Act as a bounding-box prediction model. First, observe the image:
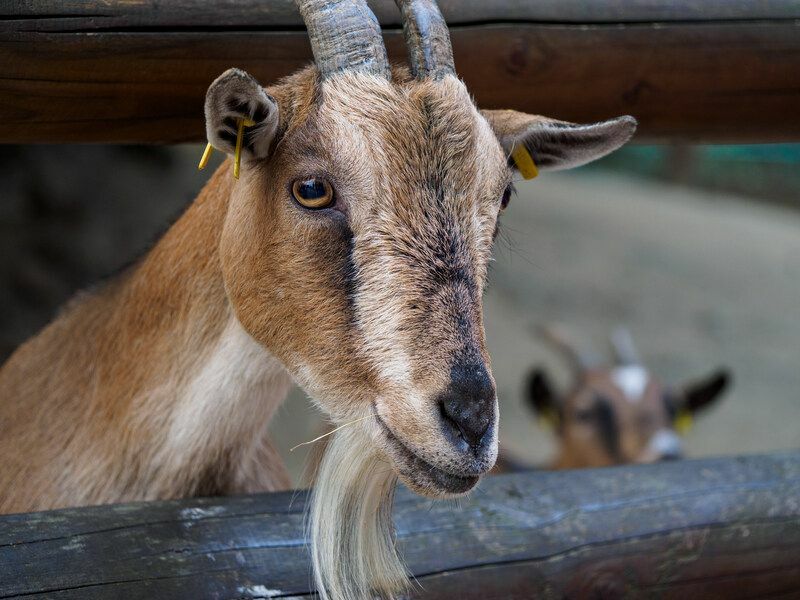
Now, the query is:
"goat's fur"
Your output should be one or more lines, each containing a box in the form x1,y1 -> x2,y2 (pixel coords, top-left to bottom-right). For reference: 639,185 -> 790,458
0,43 -> 635,600
310,427 -> 404,600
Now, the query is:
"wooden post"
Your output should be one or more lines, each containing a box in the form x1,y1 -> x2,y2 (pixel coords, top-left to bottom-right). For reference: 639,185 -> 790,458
0,451 -> 798,598
2,1 -> 800,143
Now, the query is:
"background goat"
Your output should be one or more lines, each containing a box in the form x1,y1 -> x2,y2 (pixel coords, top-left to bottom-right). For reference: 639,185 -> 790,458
0,1 -> 636,598
496,327 -> 730,470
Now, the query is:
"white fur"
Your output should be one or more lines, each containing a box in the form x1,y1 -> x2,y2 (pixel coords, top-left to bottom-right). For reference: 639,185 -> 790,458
310,425 -> 407,600
148,317 -> 292,491
611,365 -> 650,402
647,428 -> 683,457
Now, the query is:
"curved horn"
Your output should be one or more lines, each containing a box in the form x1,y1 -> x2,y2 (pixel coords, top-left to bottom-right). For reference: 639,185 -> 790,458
394,0 -> 455,79
295,0 -> 390,79
537,325 -> 599,375
610,327 -> 640,366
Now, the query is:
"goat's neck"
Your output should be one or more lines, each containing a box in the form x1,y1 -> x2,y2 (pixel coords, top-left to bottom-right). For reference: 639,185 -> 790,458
0,164 -> 292,509
116,165 -> 293,496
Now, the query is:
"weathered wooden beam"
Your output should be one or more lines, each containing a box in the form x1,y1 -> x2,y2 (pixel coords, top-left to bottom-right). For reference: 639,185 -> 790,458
1,1 -> 799,144
0,451 -> 798,599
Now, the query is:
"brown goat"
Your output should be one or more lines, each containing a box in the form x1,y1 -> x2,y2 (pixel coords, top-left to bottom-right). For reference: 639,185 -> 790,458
498,327 -> 730,471
0,2 -> 636,598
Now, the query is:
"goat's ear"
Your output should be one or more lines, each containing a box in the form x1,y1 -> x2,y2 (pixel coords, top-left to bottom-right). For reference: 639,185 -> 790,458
682,368 -> 731,413
482,110 -> 636,173
205,68 -> 279,160
526,368 -> 559,426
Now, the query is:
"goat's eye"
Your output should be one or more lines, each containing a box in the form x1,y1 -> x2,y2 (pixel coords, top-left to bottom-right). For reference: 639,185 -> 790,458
500,185 -> 513,210
292,178 -> 334,209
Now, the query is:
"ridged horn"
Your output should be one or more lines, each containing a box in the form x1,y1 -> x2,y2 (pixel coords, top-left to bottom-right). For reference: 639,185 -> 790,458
295,0 -> 391,79
394,0 -> 455,79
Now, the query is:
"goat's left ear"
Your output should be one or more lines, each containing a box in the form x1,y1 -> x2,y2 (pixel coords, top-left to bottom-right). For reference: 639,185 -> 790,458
682,368 -> 731,413
482,110 -> 637,173
526,368 -> 560,427
205,68 -> 279,161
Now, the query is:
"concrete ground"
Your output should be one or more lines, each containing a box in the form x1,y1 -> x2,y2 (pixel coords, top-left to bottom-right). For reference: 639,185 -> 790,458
270,170 -> 800,484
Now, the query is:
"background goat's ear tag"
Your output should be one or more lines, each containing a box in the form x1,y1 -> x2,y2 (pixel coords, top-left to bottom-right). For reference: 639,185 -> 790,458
512,145 -> 539,180
675,409 -> 693,435
538,408 -> 558,430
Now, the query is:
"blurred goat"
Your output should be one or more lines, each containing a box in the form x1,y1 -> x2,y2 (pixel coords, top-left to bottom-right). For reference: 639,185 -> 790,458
499,327 -> 730,470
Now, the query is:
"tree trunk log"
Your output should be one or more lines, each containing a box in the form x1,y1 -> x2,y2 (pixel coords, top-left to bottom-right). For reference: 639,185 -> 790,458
0,451 -> 798,598
2,1 -> 799,143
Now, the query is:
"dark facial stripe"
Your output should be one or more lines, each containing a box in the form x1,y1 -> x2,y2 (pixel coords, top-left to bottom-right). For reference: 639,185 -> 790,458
340,225 -> 359,328
594,396 -> 621,461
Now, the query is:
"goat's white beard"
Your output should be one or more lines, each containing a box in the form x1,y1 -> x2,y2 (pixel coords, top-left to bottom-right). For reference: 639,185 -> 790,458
309,425 -> 408,600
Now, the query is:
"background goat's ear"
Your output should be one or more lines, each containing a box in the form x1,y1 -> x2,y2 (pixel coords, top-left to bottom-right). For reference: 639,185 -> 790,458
682,368 -> 731,414
526,368 -> 559,426
482,110 -> 637,172
205,68 -> 279,160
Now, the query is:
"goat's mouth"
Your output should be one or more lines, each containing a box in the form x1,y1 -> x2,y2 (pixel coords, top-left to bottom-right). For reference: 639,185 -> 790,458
373,411 -> 480,497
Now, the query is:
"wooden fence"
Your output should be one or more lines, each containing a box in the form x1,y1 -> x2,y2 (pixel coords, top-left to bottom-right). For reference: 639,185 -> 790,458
0,452 -> 798,598
2,1 -> 800,143
2,2 -> 800,598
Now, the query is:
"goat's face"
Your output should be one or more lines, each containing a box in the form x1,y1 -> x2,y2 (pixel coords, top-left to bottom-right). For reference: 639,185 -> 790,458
206,1 -> 636,497
529,365 -> 730,468
216,69 -> 505,496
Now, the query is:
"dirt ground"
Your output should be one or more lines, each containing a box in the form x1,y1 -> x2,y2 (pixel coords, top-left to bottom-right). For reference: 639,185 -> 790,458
271,170 -> 800,484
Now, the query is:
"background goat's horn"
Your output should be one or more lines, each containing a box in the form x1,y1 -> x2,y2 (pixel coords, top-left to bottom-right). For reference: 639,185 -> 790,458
537,325 -> 599,375
395,0 -> 455,79
295,0 -> 390,79
610,327 -> 641,366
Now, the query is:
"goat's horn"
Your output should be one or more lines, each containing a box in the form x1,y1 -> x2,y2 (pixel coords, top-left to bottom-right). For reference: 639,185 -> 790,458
394,0 -> 455,79
537,325 -> 598,374
610,327 -> 640,366
295,0 -> 391,79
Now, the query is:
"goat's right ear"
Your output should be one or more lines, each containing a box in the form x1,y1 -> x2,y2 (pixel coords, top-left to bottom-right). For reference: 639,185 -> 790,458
683,368 -> 731,413
482,110 -> 636,174
526,368 -> 559,427
205,68 -> 279,160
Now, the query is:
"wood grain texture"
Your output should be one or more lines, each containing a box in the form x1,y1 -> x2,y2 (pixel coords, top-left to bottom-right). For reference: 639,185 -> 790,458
0,452 -> 798,599
6,1 -> 800,27
1,2 -> 799,143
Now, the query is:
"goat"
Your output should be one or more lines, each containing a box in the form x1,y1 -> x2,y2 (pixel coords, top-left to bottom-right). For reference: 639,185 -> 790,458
506,327 -> 730,470
0,1 -> 636,598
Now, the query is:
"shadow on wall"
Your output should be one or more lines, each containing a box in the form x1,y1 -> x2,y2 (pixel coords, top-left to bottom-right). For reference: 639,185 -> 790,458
0,145 -> 219,362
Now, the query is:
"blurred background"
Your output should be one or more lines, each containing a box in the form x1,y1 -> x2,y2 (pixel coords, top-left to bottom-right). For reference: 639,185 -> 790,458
1,143 -> 799,484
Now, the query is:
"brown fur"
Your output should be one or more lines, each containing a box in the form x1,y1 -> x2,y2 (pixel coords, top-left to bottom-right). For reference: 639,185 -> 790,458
498,334 -> 731,471
0,62 -> 634,513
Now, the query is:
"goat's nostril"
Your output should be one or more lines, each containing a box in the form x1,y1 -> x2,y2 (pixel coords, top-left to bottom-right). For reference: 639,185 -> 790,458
440,399 -> 491,449
439,363 -> 496,450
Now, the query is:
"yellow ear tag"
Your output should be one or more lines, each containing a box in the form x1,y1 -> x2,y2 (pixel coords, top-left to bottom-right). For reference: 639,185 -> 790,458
538,409 -> 558,430
233,117 -> 256,179
674,410 -> 693,435
198,143 -> 213,170
197,117 -> 256,179
511,144 -> 539,180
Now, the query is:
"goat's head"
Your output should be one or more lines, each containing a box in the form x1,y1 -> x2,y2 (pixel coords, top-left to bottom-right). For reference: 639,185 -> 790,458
205,0 -> 635,498
203,1 -> 636,596
528,328 -> 731,468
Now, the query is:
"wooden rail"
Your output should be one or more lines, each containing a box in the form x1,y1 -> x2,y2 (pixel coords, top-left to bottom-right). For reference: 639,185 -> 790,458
2,1 -> 800,144
0,451 -> 798,599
